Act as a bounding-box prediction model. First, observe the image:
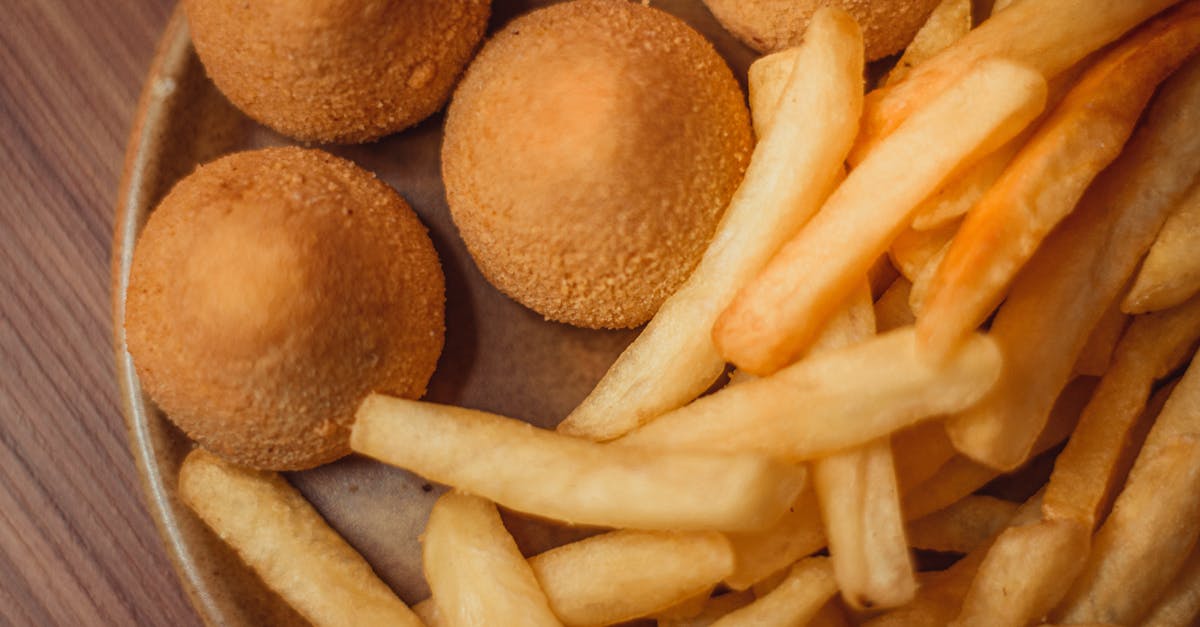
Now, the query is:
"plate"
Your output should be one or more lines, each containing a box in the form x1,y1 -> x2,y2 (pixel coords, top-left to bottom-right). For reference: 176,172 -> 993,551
111,2 -> 756,624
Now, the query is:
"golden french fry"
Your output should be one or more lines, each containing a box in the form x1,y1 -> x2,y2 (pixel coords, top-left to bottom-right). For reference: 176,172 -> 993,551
653,588 -> 716,623
889,218 -> 960,283
950,518 -> 1090,627
1073,296 -> 1130,378
659,591 -> 755,627
874,277 -> 916,333
910,140 -> 1018,230
413,599 -> 443,627
724,489 -> 825,591
177,450 -> 422,627
919,5 -> 1200,359
907,240 -> 950,316
907,495 -> 1020,554
1140,544 -> 1200,627
711,558 -> 838,627
942,54 -> 1200,471
1057,355 -> 1200,624
892,419 -> 956,494
556,8 -> 864,442
885,0 -> 972,86
989,0 -> 1020,13
748,46 -> 802,138
1124,179 -> 1200,314
1097,379 -> 1179,525
618,329 -> 1001,462
352,396 -> 805,532
808,601 -> 853,627
1044,293 -> 1200,525
903,376 -> 1095,520
852,0 -> 1179,163
715,59 -> 1046,375
422,493 -> 561,627
529,530 -> 734,627
816,438 -> 916,610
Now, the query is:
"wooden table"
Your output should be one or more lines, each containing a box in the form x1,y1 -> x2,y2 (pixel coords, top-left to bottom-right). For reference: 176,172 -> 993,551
1,0 -> 202,624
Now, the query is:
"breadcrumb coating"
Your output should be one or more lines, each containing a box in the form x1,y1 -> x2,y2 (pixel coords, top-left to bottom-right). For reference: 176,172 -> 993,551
126,147 -> 445,470
443,0 -> 752,329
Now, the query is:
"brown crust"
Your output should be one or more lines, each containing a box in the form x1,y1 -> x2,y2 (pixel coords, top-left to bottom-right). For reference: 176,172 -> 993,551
182,0 -> 491,143
442,0 -> 752,329
125,147 -> 445,470
702,0 -> 942,60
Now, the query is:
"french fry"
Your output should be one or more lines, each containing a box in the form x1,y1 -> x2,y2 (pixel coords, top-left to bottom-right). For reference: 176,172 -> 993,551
874,277 -> 916,333
352,396 -> 805,532
851,0 -> 1179,163
989,0 -> 1019,13
892,420 -> 956,494
868,254 -> 901,300
724,488 -> 825,591
413,599 -> 443,627
1096,379 -> 1179,526
715,59 -> 1046,375
918,4 -> 1200,359
177,450 -> 422,627
903,376 -> 1095,520
1073,296 -> 1130,378
950,518 -> 1090,627
710,558 -> 838,627
529,530 -> 734,627
909,141 -> 1017,230
816,438 -> 917,609
888,218 -> 960,283
808,601 -> 853,627
422,493 -> 560,627
1140,544 -> 1200,627
907,240 -> 949,316
1044,293 -> 1200,525
942,54 -> 1200,470
556,8 -> 864,441
1056,355 -> 1200,624
617,329 -> 1001,462
653,588 -> 716,623
907,495 -> 1020,554
747,46 -> 801,139
658,591 -> 755,627
1123,179 -> 1200,314
884,0 -> 972,86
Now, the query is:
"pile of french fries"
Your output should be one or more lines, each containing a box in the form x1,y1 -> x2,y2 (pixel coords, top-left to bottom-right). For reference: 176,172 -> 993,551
177,0 -> 1200,625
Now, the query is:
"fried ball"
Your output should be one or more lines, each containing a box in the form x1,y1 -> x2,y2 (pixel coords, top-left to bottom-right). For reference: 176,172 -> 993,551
702,0 -> 942,60
182,0 -> 491,143
442,0 -> 753,329
125,147 -> 445,470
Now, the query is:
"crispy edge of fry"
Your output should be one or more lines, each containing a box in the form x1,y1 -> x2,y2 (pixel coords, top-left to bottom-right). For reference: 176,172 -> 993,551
422,492 -> 561,627
177,449 -> 422,627
556,7 -> 864,442
618,329 -> 1002,462
710,558 -> 838,627
941,54 -> 1200,471
353,396 -> 806,532
906,495 -> 1020,554
1124,179 -> 1200,314
918,5 -> 1200,360
885,0 -> 972,86
748,46 -> 802,139
528,530 -> 734,627
1044,292 -> 1200,525
851,0 -> 1178,163
715,59 -> 1046,375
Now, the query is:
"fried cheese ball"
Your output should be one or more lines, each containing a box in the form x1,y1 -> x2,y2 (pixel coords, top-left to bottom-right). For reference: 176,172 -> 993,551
182,0 -> 491,143
703,0 -> 942,60
126,147 -> 445,470
443,0 -> 753,329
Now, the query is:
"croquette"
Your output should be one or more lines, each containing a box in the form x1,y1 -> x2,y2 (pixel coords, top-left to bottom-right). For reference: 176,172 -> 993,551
125,147 -> 445,470
183,0 -> 491,143
442,0 -> 753,329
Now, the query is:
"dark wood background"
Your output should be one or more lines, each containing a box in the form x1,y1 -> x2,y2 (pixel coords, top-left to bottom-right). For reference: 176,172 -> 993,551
1,0 -> 203,624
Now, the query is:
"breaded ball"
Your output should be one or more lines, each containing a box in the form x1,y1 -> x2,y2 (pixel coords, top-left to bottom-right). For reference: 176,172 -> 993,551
125,147 -> 445,470
182,0 -> 491,143
702,0 -> 942,60
443,0 -> 752,329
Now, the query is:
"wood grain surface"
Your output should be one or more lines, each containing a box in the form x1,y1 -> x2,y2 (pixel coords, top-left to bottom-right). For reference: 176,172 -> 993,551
0,0 -> 202,624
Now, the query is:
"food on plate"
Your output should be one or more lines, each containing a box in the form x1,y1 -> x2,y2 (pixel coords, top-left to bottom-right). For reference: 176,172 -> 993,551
125,147 -> 444,470
714,59 -> 1046,375
178,449 -> 423,626
182,0 -> 490,143
422,492 -> 561,627
944,54 -> 1200,471
701,0 -> 940,60
442,0 -> 752,329
351,394 -> 806,532
557,6 -> 861,440
918,3 -> 1200,360
1123,179 -> 1200,314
